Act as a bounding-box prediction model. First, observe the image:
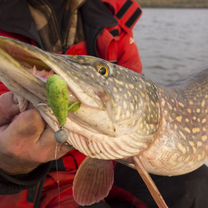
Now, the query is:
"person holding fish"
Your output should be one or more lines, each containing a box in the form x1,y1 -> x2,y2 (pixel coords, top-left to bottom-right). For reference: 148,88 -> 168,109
0,1 -> 207,208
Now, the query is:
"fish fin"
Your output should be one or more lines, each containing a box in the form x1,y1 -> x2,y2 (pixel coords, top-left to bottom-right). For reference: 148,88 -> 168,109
73,157 -> 114,206
133,156 -> 168,208
68,102 -> 81,113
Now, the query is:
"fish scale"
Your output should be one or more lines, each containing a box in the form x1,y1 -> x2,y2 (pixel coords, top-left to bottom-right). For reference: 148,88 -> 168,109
0,36 -> 207,177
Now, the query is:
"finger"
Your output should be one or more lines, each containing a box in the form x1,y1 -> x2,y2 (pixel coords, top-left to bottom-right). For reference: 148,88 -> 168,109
0,109 -> 46,162
2,109 -> 45,145
0,92 -> 20,125
33,127 -> 70,163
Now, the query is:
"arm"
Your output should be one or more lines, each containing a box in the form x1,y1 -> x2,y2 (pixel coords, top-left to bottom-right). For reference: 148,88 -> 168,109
97,0 -> 143,74
116,32 -> 143,74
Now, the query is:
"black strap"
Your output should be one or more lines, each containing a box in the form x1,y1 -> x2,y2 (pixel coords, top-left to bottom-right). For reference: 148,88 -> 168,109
34,177 -> 46,208
116,0 -> 142,29
125,8 -> 142,28
116,0 -> 133,19
0,162 -> 51,195
80,0 -> 117,56
110,29 -> 120,37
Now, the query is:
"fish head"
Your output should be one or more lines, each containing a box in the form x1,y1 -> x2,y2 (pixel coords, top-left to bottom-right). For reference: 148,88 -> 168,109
63,56 -> 155,135
55,55 -> 161,158
0,37 -> 161,159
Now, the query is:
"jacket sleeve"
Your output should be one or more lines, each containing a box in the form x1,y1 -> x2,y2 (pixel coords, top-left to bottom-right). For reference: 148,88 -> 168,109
0,162 -> 51,194
96,26 -> 143,74
97,0 -> 143,74
116,32 -> 143,74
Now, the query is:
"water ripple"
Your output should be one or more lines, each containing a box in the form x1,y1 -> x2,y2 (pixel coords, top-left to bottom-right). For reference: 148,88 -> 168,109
135,8 -> 208,85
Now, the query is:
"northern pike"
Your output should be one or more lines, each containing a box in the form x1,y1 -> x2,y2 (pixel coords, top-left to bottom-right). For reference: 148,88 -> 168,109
0,37 -> 207,207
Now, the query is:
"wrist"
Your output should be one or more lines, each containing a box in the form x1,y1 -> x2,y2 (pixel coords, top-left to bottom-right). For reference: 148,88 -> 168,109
0,153 -> 39,175
0,162 -> 52,194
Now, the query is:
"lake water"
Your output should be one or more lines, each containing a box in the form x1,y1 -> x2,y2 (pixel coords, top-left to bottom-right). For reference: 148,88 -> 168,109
134,9 -> 208,85
134,9 -> 208,166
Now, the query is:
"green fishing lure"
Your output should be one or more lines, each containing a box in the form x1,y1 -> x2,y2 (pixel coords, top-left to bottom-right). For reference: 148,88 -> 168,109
46,74 -> 80,127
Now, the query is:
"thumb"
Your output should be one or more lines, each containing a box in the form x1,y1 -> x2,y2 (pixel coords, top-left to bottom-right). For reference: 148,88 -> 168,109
0,92 -> 20,125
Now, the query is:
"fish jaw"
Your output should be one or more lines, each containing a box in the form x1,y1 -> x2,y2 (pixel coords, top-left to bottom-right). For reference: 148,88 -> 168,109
0,37 -> 105,109
0,37 -> 161,159
0,38 -> 116,136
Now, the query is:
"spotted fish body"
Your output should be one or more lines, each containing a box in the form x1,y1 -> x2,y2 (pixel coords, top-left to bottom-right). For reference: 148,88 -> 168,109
0,37 -> 207,177
140,75 -> 208,175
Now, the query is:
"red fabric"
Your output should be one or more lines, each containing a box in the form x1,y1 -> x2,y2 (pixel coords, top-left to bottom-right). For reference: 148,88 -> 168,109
98,0 -> 143,73
66,41 -> 88,56
0,82 -> 9,95
0,192 -> 34,208
66,28 -> 143,74
102,0 -> 143,32
116,32 -> 143,73
63,150 -> 86,172
40,172 -> 79,208
97,28 -> 142,73
0,171 -> 148,208
0,172 -> 79,208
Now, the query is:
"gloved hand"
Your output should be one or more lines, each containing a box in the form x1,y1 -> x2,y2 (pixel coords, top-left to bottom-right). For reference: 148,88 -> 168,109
0,92 -> 69,175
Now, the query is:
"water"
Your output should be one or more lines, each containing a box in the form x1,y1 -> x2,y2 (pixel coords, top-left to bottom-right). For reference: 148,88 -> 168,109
135,9 -> 208,86
134,9 -> 208,166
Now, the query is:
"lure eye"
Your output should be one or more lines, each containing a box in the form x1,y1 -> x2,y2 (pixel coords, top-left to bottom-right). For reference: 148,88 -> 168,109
97,64 -> 110,78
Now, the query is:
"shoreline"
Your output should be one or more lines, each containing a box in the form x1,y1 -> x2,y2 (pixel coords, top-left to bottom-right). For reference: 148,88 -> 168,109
139,1 -> 208,8
141,7 -> 208,9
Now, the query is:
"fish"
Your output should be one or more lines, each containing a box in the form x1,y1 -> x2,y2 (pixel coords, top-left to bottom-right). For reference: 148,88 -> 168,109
0,36 -> 207,207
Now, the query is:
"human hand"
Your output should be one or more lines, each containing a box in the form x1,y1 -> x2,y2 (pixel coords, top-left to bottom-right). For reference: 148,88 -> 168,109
0,92 -> 69,175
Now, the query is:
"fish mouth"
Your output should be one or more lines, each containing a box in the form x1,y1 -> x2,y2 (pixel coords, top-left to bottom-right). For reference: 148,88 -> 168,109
0,37 -> 105,110
0,37 -> 115,136
0,37 -> 147,160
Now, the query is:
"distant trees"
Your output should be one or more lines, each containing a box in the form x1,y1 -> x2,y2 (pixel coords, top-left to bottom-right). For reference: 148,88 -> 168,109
138,0 -> 208,8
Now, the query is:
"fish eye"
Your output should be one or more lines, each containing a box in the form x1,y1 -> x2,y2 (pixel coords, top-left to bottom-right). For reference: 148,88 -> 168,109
96,64 -> 110,78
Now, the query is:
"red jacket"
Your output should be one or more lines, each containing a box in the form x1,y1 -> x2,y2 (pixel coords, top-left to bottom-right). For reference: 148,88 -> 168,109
0,0 -> 146,207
